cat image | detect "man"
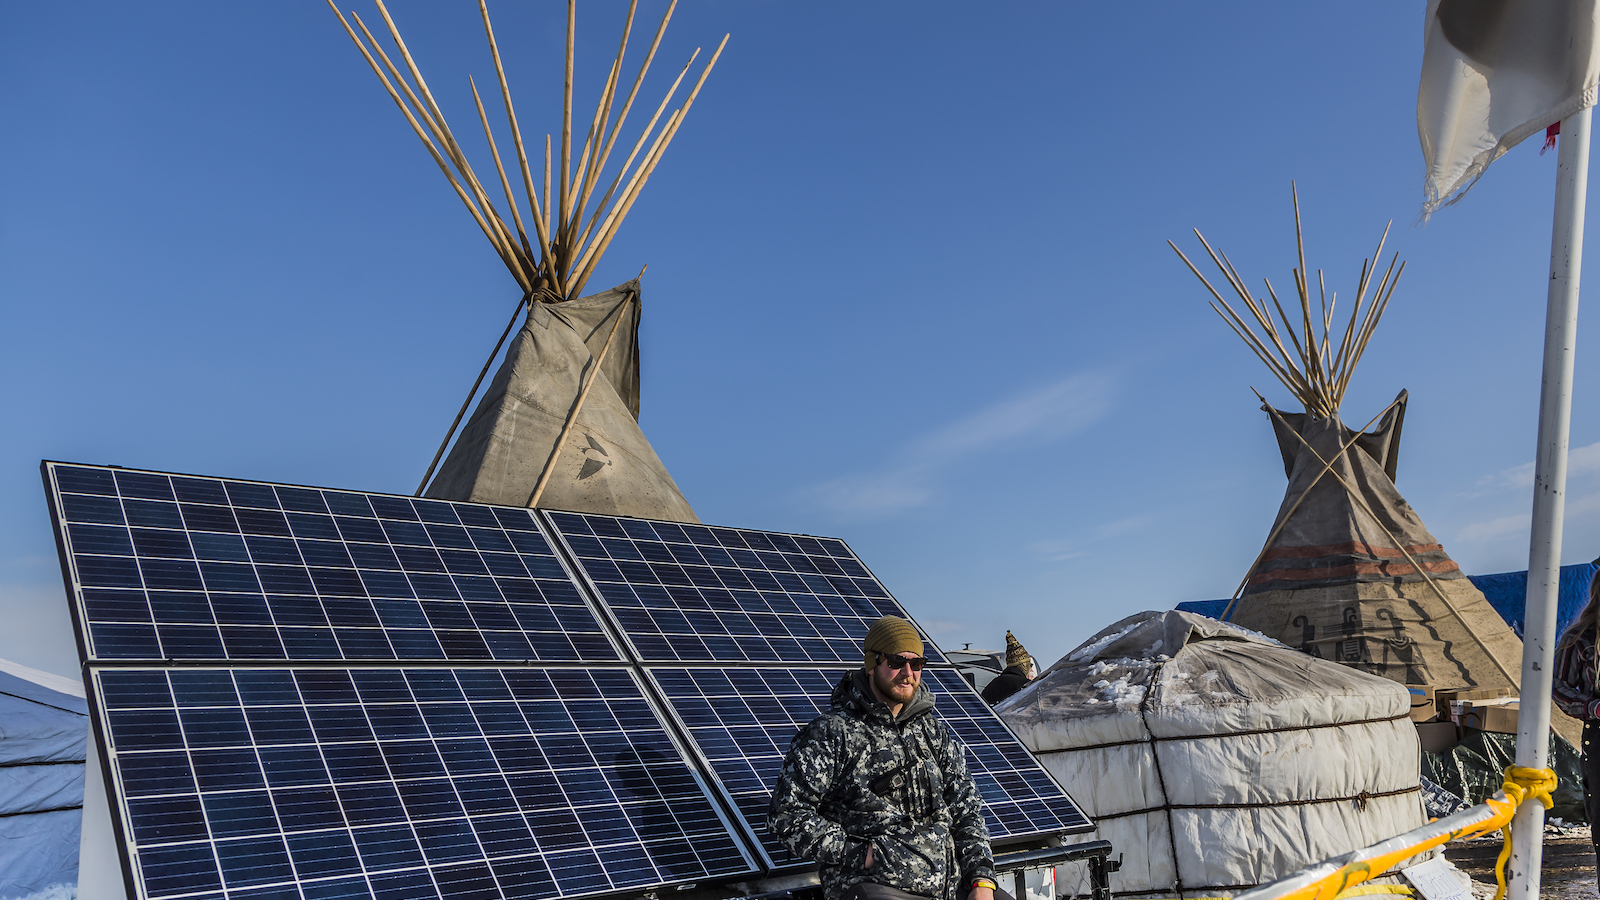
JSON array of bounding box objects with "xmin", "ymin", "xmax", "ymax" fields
[
  {"xmin": 980, "ymin": 631, "xmax": 1036, "ymax": 706},
  {"xmin": 768, "ymin": 616, "xmax": 1008, "ymax": 900},
  {"xmin": 1552, "ymin": 565, "xmax": 1600, "ymax": 889}
]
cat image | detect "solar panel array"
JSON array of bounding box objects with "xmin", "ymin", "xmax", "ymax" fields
[{"xmin": 46, "ymin": 462, "xmax": 1089, "ymax": 900}]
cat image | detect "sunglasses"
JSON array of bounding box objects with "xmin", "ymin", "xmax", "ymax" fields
[{"xmin": 879, "ymin": 654, "xmax": 927, "ymax": 672}]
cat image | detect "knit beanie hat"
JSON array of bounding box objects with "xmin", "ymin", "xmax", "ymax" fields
[
  {"xmin": 862, "ymin": 615, "xmax": 924, "ymax": 669},
  {"xmin": 1005, "ymin": 630, "xmax": 1033, "ymax": 670}
]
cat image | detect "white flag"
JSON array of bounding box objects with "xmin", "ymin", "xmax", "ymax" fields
[{"xmin": 1418, "ymin": 0, "xmax": 1600, "ymax": 216}]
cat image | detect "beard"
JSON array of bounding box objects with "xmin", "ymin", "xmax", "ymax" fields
[{"xmin": 871, "ymin": 665, "xmax": 918, "ymax": 707}]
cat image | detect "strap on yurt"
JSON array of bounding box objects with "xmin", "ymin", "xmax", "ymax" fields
[{"xmin": 1227, "ymin": 766, "xmax": 1555, "ymax": 900}]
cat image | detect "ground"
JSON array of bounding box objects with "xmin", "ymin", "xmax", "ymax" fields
[{"xmin": 1447, "ymin": 825, "xmax": 1596, "ymax": 898}]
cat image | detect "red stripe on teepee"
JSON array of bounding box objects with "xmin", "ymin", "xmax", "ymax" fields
[
  {"xmin": 1258, "ymin": 541, "xmax": 1446, "ymax": 562},
  {"xmin": 1249, "ymin": 558, "xmax": 1462, "ymax": 585}
]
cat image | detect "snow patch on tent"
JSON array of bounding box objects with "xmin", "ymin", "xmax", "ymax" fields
[{"xmin": 13, "ymin": 883, "xmax": 75, "ymax": 900}]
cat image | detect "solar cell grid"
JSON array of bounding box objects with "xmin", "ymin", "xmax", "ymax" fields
[
  {"xmin": 646, "ymin": 666, "xmax": 1090, "ymax": 869},
  {"xmin": 48, "ymin": 465, "xmax": 616, "ymax": 664},
  {"xmin": 546, "ymin": 512, "xmax": 946, "ymax": 665},
  {"xmin": 95, "ymin": 666, "xmax": 753, "ymax": 900}
]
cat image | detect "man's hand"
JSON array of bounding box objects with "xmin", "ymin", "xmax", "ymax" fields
[
  {"xmin": 970, "ymin": 887, "xmax": 994, "ymax": 900},
  {"xmin": 863, "ymin": 843, "xmax": 873, "ymax": 869}
]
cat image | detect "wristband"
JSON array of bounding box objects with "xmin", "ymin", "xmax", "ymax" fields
[{"xmin": 971, "ymin": 878, "xmax": 997, "ymax": 891}]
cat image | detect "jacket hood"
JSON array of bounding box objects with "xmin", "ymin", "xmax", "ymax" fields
[{"xmin": 834, "ymin": 668, "xmax": 936, "ymax": 726}]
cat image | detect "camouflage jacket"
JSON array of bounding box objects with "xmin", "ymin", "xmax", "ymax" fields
[{"xmin": 767, "ymin": 669, "xmax": 994, "ymax": 900}]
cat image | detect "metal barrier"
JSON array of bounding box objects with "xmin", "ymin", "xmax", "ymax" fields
[{"xmin": 994, "ymin": 840, "xmax": 1118, "ymax": 900}]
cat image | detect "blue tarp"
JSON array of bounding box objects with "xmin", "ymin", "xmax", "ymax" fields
[
  {"xmin": 1176, "ymin": 563, "xmax": 1600, "ymax": 640},
  {"xmin": 0, "ymin": 662, "xmax": 86, "ymax": 900}
]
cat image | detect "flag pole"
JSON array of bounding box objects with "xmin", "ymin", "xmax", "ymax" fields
[{"xmin": 1508, "ymin": 104, "xmax": 1592, "ymax": 900}]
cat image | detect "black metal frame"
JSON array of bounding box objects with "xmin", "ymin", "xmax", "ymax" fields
[{"xmin": 993, "ymin": 840, "xmax": 1117, "ymax": 900}]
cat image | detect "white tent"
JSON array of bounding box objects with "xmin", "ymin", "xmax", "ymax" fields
[
  {"xmin": 999, "ymin": 611, "xmax": 1426, "ymax": 898},
  {"xmin": 0, "ymin": 659, "xmax": 86, "ymax": 900}
]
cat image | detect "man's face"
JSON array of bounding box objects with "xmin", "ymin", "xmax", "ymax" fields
[{"xmin": 871, "ymin": 652, "xmax": 922, "ymax": 707}]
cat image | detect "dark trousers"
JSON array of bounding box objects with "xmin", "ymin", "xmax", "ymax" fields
[
  {"xmin": 1586, "ymin": 721, "xmax": 1600, "ymax": 881},
  {"xmin": 841, "ymin": 881, "xmax": 1017, "ymax": 900}
]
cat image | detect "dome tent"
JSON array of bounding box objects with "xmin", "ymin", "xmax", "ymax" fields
[
  {"xmin": 0, "ymin": 658, "xmax": 87, "ymax": 900},
  {"xmin": 999, "ymin": 611, "xmax": 1426, "ymax": 898}
]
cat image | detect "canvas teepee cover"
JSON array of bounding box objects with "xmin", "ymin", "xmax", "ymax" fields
[
  {"xmin": 424, "ymin": 281, "xmax": 698, "ymax": 522},
  {"xmin": 1227, "ymin": 392, "xmax": 1525, "ymax": 699}
]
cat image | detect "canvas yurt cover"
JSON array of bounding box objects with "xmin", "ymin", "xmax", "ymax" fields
[
  {"xmin": 425, "ymin": 281, "xmax": 699, "ymax": 523},
  {"xmin": 1000, "ymin": 611, "xmax": 1426, "ymax": 898},
  {"xmin": 0, "ymin": 659, "xmax": 87, "ymax": 900}
]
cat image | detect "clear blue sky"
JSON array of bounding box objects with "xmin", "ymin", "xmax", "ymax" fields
[{"xmin": 4, "ymin": 2, "xmax": 1598, "ymax": 679}]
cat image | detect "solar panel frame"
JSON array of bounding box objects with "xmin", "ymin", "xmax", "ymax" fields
[{"xmin": 85, "ymin": 663, "xmax": 759, "ymax": 900}]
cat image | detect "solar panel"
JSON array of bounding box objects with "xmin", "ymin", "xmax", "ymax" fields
[
  {"xmin": 544, "ymin": 512, "xmax": 945, "ymax": 665},
  {"xmin": 47, "ymin": 465, "xmax": 616, "ymax": 664},
  {"xmin": 647, "ymin": 666, "xmax": 1092, "ymax": 870},
  {"xmin": 93, "ymin": 665, "xmax": 754, "ymax": 900},
  {"xmin": 46, "ymin": 462, "xmax": 1092, "ymax": 900}
]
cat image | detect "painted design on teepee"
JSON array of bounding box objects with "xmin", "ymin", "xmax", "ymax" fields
[{"xmin": 577, "ymin": 434, "xmax": 612, "ymax": 480}]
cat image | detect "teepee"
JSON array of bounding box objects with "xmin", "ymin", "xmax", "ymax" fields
[
  {"xmin": 330, "ymin": 0, "xmax": 723, "ymax": 522},
  {"xmin": 1170, "ymin": 189, "xmax": 1572, "ymax": 740}
]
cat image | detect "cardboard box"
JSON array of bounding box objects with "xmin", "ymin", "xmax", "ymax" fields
[
  {"xmin": 1454, "ymin": 699, "xmax": 1519, "ymax": 734},
  {"xmin": 1436, "ymin": 686, "xmax": 1513, "ymax": 705},
  {"xmin": 1415, "ymin": 721, "xmax": 1461, "ymax": 754},
  {"xmin": 1406, "ymin": 685, "xmax": 1438, "ymax": 723}
]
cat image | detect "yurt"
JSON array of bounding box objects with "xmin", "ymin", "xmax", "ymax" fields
[
  {"xmin": 0, "ymin": 659, "xmax": 88, "ymax": 900},
  {"xmin": 999, "ymin": 611, "xmax": 1427, "ymax": 898}
]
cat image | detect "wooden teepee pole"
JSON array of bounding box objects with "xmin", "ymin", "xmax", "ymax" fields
[
  {"xmin": 527, "ymin": 296, "xmax": 633, "ymax": 508},
  {"xmin": 332, "ymin": 1, "xmax": 724, "ymax": 302},
  {"xmin": 417, "ymin": 291, "xmax": 532, "ymax": 496}
]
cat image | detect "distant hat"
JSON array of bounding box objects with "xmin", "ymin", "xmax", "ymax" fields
[
  {"xmin": 1005, "ymin": 631, "xmax": 1033, "ymax": 670},
  {"xmin": 863, "ymin": 616, "xmax": 924, "ymax": 669}
]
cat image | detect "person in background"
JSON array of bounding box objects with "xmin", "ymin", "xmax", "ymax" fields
[
  {"xmin": 981, "ymin": 631, "xmax": 1036, "ymax": 705},
  {"xmin": 767, "ymin": 616, "xmax": 1008, "ymax": 900},
  {"xmin": 1552, "ymin": 563, "xmax": 1600, "ymax": 887}
]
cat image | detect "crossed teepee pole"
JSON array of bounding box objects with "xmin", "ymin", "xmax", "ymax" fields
[{"xmin": 328, "ymin": 0, "xmax": 726, "ymax": 301}]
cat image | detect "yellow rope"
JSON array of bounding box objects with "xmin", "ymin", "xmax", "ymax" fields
[
  {"xmin": 1490, "ymin": 766, "xmax": 1557, "ymax": 900},
  {"xmin": 1333, "ymin": 886, "xmax": 1413, "ymax": 898}
]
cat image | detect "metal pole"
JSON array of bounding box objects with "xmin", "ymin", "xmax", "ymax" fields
[{"xmin": 1507, "ymin": 104, "xmax": 1592, "ymax": 900}]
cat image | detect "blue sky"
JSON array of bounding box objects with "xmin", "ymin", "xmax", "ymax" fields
[{"xmin": 4, "ymin": 2, "xmax": 1599, "ymax": 679}]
